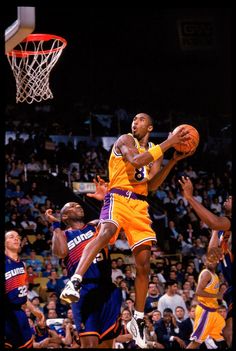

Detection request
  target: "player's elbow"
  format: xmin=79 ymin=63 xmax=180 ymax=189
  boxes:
xmin=52 ymin=247 xmax=68 ymax=258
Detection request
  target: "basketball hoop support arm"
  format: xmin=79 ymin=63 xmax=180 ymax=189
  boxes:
xmin=5 ymin=7 xmax=35 ymax=54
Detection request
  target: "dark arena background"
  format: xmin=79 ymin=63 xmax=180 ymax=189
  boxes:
xmin=3 ymin=6 xmax=232 ymax=349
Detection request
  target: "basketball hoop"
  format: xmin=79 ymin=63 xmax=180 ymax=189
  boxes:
xmin=6 ymin=34 xmax=67 ymax=104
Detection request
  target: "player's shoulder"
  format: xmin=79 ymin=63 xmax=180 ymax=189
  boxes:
xmin=116 ymin=133 xmax=136 ymax=146
xmin=117 ymin=133 xmax=134 ymax=141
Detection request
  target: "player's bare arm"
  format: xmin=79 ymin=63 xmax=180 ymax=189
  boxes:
xmin=208 ymin=230 xmax=220 ymax=251
xmin=179 ymin=176 xmax=231 ymax=230
xmin=148 ymin=150 xmax=194 ymax=191
xmin=26 ymin=298 xmax=45 ymax=323
xmin=45 ymin=209 xmax=69 ymax=258
xmin=116 ymin=134 xmax=153 ymax=167
xmin=117 ymin=128 xmax=190 ymax=168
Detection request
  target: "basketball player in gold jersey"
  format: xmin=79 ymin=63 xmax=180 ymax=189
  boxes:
xmin=61 ymin=113 xmax=190 ymax=348
xmin=179 ymin=176 xmax=232 ymax=348
xmin=187 ymin=248 xmax=226 ymax=349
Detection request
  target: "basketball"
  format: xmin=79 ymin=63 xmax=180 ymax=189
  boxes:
xmin=172 ymin=124 xmax=200 ymax=153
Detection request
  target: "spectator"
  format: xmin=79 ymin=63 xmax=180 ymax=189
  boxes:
xmin=42 ymin=262 xmax=53 ymax=277
xmin=47 ymin=309 xmax=58 ymax=319
xmin=66 ymin=308 xmax=75 ymax=324
xmin=111 ymin=259 xmax=125 ymax=283
xmin=165 ymin=220 xmax=180 ymax=253
xmin=113 ymin=229 xmax=132 ymax=255
xmin=125 ymin=298 xmax=135 ymax=316
xmin=175 ymin=306 xmax=186 ymax=324
xmin=31 ymin=296 xmax=44 ymax=313
xmin=20 ymin=214 xmax=37 ymax=234
xmin=46 ymin=270 xmax=61 ymax=296
xmin=154 ymin=308 xmax=186 ymax=349
xmin=145 ymin=282 xmax=162 ymax=315
xmin=119 ymin=280 xmax=130 ymax=306
xmin=27 ymin=282 xmax=40 ymax=301
xmin=123 ymin=267 xmax=135 ymax=290
xmin=179 ymin=305 xmax=196 ymax=346
xmin=144 ymin=315 xmax=164 ymax=349
xmin=26 ymin=265 xmax=38 ymax=284
xmin=178 ymin=281 xmax=195 ymax=299
xmin=191 ymin=238 xmax=207 ymax=273
xmin=151 ymin=310 xmax=162 ymax=326
xmin=32 ymin=233 xmax=50 ymax=256
xmin=114 ymin=308 xmax=135 ymax=349
xmin=25 ymin=249 xmax=43 ymax=273
xmin=157 ymin=280 xmax=188 ymax=319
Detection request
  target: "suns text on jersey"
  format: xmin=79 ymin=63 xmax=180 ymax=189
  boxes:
xmin=5 ymin=267 xmax=25 ymax=280
xmin=68 ymin=230 xmax=94 ymax=250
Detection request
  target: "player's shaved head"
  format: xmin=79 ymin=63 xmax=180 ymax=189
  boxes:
xmin=5 ymin=230 xmax=20 ymax=239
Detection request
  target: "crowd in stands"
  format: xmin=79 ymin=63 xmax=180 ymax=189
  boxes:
xmin=5 ymin=117 xmax=232 ymax=348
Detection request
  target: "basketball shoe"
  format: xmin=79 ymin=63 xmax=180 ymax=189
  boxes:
xmin=60 ymin=274 xmax=81 ymax=303
xmin=127 ymin=317 xmax=147 ymax=348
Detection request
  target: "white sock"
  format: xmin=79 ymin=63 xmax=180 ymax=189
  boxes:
xmin=134 ymin=310 xmax=144 ymax=320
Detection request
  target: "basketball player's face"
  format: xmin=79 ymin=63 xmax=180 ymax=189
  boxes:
xmin=5 ymin=231 xmax=21 ymax=251
xmin=131 ymin=113 xmax=153 ymax=140
xmin=62 ymin=202 xmax=84 ymax=220
xmin=206 ymin=255 xmax=219 ymax=270
xmin=223 ymin=195 xmax=232 ymax=213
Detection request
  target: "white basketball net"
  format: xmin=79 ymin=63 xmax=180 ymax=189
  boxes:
xmin=7 ymin=35 xmax=67 ymax=104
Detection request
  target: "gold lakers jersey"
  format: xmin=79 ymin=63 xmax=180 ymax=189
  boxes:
xmin=108 ymin=134 xmax=154 ymax=195
xmin=197 ymin=268 xmax=220 ymax=309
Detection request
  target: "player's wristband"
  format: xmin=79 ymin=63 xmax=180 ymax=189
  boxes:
xmin=147 ymin=145 xmax=163 ymax=161
xmin=52 ymin=222 xmax=67 ymax=230
xmin=52 ymin=222 xmax=61 ymax=230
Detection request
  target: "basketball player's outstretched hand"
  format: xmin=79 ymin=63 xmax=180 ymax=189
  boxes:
xmin=178 ymin=176 xmax=194 ymax=198
xmin=45 ymin=208 xmax=59 ymax=223
xmin=86 ymin=175 xmax=108 ymax=201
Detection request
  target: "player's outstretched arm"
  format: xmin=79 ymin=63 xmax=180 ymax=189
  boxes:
xmin=45 ymin=209 xmax=68 ymax=258
xmin=148 ymin=150 xmax=194 ymax=191
xmin=178 ymin=176 xmax=231 ymax=230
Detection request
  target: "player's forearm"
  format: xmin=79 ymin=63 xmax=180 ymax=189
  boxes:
xmin=208 ymin=230 xmax=219 ymax=250
xmin=26 ymin=299 xmax=42 ymax=317
xmin=62 ymin=327 xmax=72 ymax=346
xmin=52 ymin=230 xmax=68 ymax=258
xmin=127 ymin=145 xmax=163 ymax=168
xmin=148 ymin=158 xmax=176 ymax=191
xmin=130 ymin=150 xmax=156 ymax=168
xmin=186 ymin=196 xmax=223 ymax=229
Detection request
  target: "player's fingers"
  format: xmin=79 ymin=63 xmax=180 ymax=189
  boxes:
xmin=93 ymin=177 xmax=98 ymax=184
xmin=97 ymin=175 xmax=105 ymax=184
xmin=86 ymin=193 xmax=95 ymax=198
